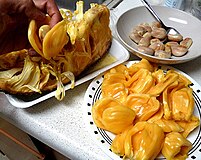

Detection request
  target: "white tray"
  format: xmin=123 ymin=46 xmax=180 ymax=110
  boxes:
xmin=1 ymin=38 xmax=129 ymax=108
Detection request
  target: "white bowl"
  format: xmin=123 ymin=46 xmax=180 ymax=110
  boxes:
xmin=115 ymin=6 xmax=201 ymax=64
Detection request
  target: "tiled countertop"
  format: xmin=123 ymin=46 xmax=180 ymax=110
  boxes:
xmin=1 ymin=0 xmax=201 ymax=159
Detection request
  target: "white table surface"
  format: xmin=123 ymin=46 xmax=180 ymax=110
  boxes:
xmin=1 ymin=0 xmax=201 ymax=159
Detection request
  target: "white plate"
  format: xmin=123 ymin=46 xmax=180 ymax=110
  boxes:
xmin=84 ymin=61 xmax=201 ymax=160
xmin=2 ymin=38 xmax=129 ymax=108
xmin=115 ymin=6 xmax=201 ymax=64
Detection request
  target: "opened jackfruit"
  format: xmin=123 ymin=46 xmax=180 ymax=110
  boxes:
xmin=0 ymin=2 xmax=112 ymax=100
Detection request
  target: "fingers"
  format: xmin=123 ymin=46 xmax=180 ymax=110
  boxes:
xmin=33 ymin=0 xmax=62 ymax=27
xmin=46 ymin=1 xmax=62 ymax=27
xmin=2 ymin=0 xmax=62 ymax=27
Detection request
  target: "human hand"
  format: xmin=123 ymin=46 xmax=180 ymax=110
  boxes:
xmin=0 ymin=0 xmax=62 ymax=54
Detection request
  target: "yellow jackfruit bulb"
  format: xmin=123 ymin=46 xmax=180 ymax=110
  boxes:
xmin=28 ymin=20 xmax=43 ymax=56
xmin=162 ymin=132 xmax=192 ymax=160
xmin=154 ymin=118 xmax=184 ymax=133
xmin=101 ymin=83 xmax=128 ymax=103
xmin=102 ymin=72 xmax=126 ymax=87
xmin=110 ymin=126 xmax=132 ymax=156
xmin=125 ymin=94 xmax=160 ymax=122
xmin=152 ymin=69 xmax=165 ymax=84
xmin=148 ymin=106 xmax=164 ymax=123
xmin=43 ymin=20 xmax=69 ymax=60
xmin=39 ymin=25 xmax=51 ymax=41
xmin=171 ymin=87 xmax=194 ymax=121
xmin=133 ymin=123 xmax=164 ymax=160
xmin=128 ymin=59 xmax=155 ymax=76
xmin=148 ymin=72 xmax=179 ymax=96
xmin=92 ymin=97 xmax=136 ymax=134
xmin=111 ymin=64 xmax=130 ymax=78
xmin=162 ymin=81 xmax=179 ymax=120
xmin=169 ymin=70 xmax=192 ymax=86
xmin=177 ymin=116 xmax=200 ymax=138
xmin=124 ymin=122 xmax=164 ymax=160
xmin=125 ymin=68 xmax=154 ymax=94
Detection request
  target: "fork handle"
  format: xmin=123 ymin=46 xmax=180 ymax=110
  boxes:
xmin=140 ymin=0 xmax=166 ymax=28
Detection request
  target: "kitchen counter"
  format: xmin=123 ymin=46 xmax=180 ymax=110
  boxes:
xmin=1 ymin=0 xmax=201 ymax=160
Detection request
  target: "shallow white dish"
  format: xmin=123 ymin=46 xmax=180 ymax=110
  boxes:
xmin=1 ymin=38 xmax=129 ymax=108
xmin=115 ymin=6 xmax=201 ymax=64
xmin=84 ymin=61 xmax=201 ymax=159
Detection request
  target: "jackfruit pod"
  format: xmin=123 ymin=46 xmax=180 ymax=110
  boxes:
xmin=126 ymin=68 xmax=153 ymax=92
xmin=43 ymin=20 xmax=69 ymax=60
xmin=110 ymin=126 xmax=132 ymax=156
xmin=162 ymin=81 xmax=179 ymax=120
xmin=124 ymin=121 xmax=147 ymax=158
xmin=168 ymin=70 xmax=192 ymax=86
xmin=92 ymin=97 xmax=136 ymax=134
xmin=110 ymin=64 xmax=130 ymax=79
xmin=162 ymin=132 xmax=192 ymax=160
xmin=177 ymin=116 xmax=200 ymax=138
xmin=147 ymin=106 xmax=164 ymax=122
xmin=148 ymin=72 xmax=179 ymax=96
xmin=129 ymin=69 xmax=154 ymax=94
xmin=171 ymin=87 xmax=194 ymax=121
xmin=152 ymin=69 xmax=165 ymax=84
xmin=128 ymin=59 xmax=155 ymax=76
xmin=5 ymin=56 xmax=41 ymax=93
xmin=126 ymin=68 xmax=148 ymax=87
xmin=154 ymin=118 xmax=184 ymax=133
xmin=39 ymin=25 xmax=51 ymax=41
xmin=102 ymin=72 xmax=126 ymax=87
xmin=28 ymin=20 xmax=43 ymax=57
xmin=101 ymin=83 xmax=128 ymax=103
xmin=125 ymin=93 xmax=160 ymax=121
xmin=124 ymin=122 xmax=164 ymax=160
